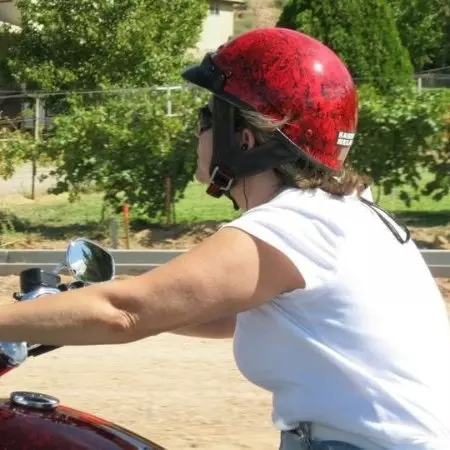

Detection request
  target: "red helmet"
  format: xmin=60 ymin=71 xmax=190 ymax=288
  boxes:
xmin=181 ymin=27 xmax=358 ymax=198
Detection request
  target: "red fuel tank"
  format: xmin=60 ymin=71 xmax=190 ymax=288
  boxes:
xmin=0 ymin=392 xmax=166 ymax=450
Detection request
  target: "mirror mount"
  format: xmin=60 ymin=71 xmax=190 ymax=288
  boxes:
xmin=52 ymin=261 xmax=67 ymax=276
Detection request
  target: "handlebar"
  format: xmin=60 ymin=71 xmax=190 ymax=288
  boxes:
xmin=0 ymin=273 xmax=87 ymax=372
xmin=0 ymin=237 xmax=114 ymax=374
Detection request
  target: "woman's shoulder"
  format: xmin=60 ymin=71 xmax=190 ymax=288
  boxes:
xmin=244 ymin=187 xmax=356 ymax=220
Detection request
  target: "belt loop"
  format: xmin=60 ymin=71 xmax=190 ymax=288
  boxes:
xmin=294 ymin=422 xmax=313 ymax=448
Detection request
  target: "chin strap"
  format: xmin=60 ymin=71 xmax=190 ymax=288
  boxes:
xmin=206 ymin=166 xmax=240 ymax=210
xmin=226 ymin=192 xmax=240 ymax=210
xmin=206 ymin=166 xmax=235 ymax=198
xmin=204 ymin=96 xmax=300 ymax=209
xmin=205 ymin=96 xmax=238 ymax=204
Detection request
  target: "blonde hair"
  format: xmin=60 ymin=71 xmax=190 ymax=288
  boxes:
xmin=237 ymin=108 xmax=372 ymax=196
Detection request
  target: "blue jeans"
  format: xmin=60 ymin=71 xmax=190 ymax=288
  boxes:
xmin=280 ymin=430 xmax=362 ymax=450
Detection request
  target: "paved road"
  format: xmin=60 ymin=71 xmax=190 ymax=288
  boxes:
xmin=0 ymin=163 xmax=56 ymax=197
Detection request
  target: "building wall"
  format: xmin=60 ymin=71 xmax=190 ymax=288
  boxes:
xmin=0 ymin=1 xmax=239 ymax=60
xmin=0 ymin=2 xmax=20 ymax=26
xmin=195 ymin=1 xmax=235 ymax=56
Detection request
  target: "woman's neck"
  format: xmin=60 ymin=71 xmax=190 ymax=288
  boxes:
xmin=230 ymin=172 xmax=286 ymax=211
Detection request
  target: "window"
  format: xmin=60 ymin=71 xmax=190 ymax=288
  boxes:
xmin=209 ymin=1 xmax=220 ymax=15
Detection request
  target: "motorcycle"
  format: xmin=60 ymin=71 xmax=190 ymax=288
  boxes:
xmin=0 ymin=238 xmax=166 ymax=449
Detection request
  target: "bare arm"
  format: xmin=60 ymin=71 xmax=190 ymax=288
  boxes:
xmin=0 ymin=227 xmax=304 ymax=346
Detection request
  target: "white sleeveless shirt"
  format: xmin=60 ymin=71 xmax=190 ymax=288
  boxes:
xmin=224 ymin=188 xmax=450 ymax=449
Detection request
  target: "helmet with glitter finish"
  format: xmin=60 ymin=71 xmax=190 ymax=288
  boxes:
xmin=188 ymin=28 xmax=358 ymax=172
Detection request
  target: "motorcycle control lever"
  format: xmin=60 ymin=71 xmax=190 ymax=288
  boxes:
xmin=1 ymin=283 xmax=62 ymax=368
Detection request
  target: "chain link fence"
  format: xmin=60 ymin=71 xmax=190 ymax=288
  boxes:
xmin=0 ymin=80 xmax=449 ymax=226
xmin=0 ymin=84 xmax=205 ymax=196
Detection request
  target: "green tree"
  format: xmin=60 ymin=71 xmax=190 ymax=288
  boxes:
xmin=351 ymin=86 xmax=450 ymax=205
xmin=0 ymin=24 xmax=18 ymax=86
xmin=2 ymin=0 xmax=208 ymax=220
xmin=42 ymin=89 xmax=207 ymax=219
xmin=435 ymin=6 xmax=450 ymax=69
xmin=0 ymin=128 xmax=33 ymax=181
xmin=387 ymin=0 xmax=450 ymax=71
xmin=277 ymin=0 xmax=413 ymax=91
xmin=8 ymin=0 xmax=207 ymax=90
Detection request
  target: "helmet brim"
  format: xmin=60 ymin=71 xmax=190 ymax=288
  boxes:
xmin=181 ymin=54 xmax=226 ymax=93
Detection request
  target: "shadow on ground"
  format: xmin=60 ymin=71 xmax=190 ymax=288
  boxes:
xmin=393 ymin=210 xmax=450 ymax=227
xmin=0 ymin=210 xmax=106 ymax=242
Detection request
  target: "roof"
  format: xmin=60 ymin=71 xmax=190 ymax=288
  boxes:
xmin=219 ymin=0 xmax=246 ymax=4
xmin=0 ymin=0 xmax=246 ymax=27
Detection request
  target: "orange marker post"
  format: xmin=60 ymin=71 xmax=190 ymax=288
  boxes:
xmin=121 ymin=203 xmax=130 ymax=250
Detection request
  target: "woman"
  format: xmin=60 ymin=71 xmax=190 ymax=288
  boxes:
xmin=1 ymin=28 xmax=449 ymax=449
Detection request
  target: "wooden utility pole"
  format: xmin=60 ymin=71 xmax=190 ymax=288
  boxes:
xmin=31 ymin=96 xmax=41 ymax=200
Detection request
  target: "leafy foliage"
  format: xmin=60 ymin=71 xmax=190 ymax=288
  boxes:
xmin=41 ymin=89 xmax=207 ymax=219
xmin=0 ymin=24 xmax=19 ymax=86
xmin=8 ymin=0 xmax=207 ymax=90
xmin=351 ymin=86 xmax=450 ymax=205
xmin=276 ymin=0 xmax=449 ymax=205
xmin=1 ymin=0 xmax=209 ymax=220
xmin=0 ymin=128 xmax=34 ymax=180
xmin=277 ymin=0 xmax=413 ymax=91
xmin=387 ymin=0 xmax=450 ymax=71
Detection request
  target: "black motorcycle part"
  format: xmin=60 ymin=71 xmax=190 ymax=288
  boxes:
xmin=19 ymin=268 xmax=62 ymax=294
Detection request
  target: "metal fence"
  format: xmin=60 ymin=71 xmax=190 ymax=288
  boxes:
xmin=0 ymin=84 xmax=195 ymax=132
xmin=416 ymin=74 xmax=450 ymax=91
xmin=0 ymin=85 xmax=204 ymax=200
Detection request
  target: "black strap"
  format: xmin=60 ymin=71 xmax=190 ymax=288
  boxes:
xmin=230 ymin=133 xmax=300 ymax=177
xmin=209 ymin=98 xmax=301 ymax=195
xmin=360 ymin=197 xmax=410 ymax=244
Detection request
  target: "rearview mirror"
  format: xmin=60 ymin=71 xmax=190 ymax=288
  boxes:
xmin=66 ymin=239 xmax=115 ymax=284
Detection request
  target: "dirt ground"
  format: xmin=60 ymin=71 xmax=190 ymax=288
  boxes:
xmin=0 ymin=274 xmax=449 ymax=450
xmin=0 ymin=335 xmax=277 ymax=449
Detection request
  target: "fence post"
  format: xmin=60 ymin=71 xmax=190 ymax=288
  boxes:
xmin=31 ymin=95 xmax=41 ymax=200
xmin=167 ymin=87 xmax=173 ymax=117
xmin=165 ymin=176 xmax=173 ymax=225
xmin=121 ymin=204 xmax=131 ymax=249
xmin=110 ymin=218 xmax=119 ymax=249
xmin=417 ymin=76 xmax=422 ymax=92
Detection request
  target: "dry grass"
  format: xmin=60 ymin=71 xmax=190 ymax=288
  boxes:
xmin=234 ymin=0 xmax=282 ymax=36
xmin=250 ymin=0 xmax=282 ymax=27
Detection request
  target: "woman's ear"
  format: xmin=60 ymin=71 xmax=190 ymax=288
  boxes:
xmin=238 ymin=128 xmax=256 ymax=151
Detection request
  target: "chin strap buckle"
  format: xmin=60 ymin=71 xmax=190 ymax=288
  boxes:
xmin=206 ymin=166 xmax=235 ymax=198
